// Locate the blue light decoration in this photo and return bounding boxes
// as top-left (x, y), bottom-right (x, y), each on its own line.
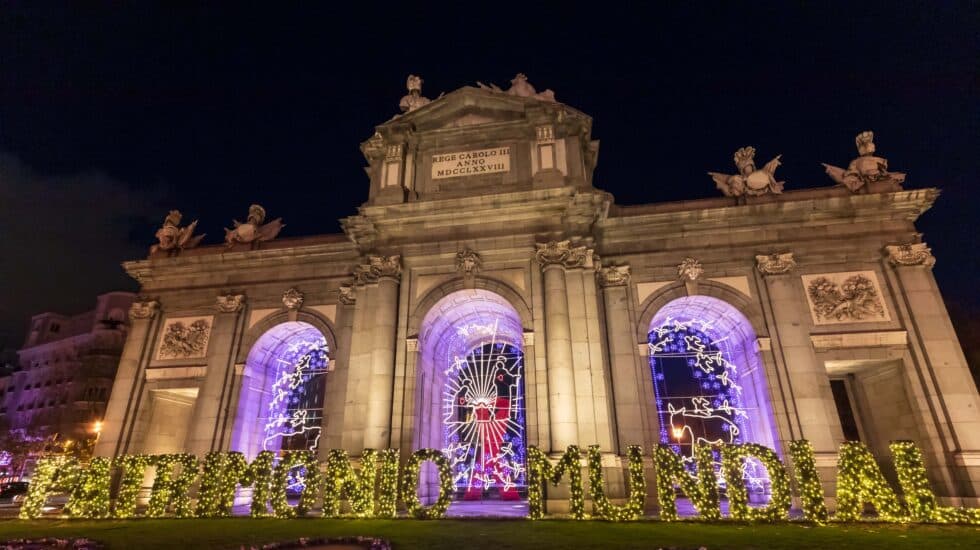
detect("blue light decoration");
top-left (649, 317), bottom-right (766, 492)
top-left (261, 337), bottom-right (329, 454)
top-left (442, 322), bottom-right (526, 500)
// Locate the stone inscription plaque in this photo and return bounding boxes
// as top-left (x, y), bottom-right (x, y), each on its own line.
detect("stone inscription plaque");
top-left (431, 146), bottom-right (511, 179)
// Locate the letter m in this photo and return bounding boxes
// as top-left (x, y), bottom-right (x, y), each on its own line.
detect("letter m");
top-left (527, 445), bottom-right (585, 519)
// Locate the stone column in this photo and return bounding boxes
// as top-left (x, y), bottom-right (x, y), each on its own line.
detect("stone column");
top-left (184, 294), bottom-right (247, 457)
top-left (599, 265), bottom-right (648, 453)
top-left (95, 298), bottom-right (160, 458)
top-left (362, 255), bottom-right (402, 450)
top-left (755, 253), bottom-right (839, 458)
top-left (322, 285), bottom-right (356, 457)
top-left (884, 243), bottom-right (980, 500)
top-left (535, 241), bottom-right (578, 452)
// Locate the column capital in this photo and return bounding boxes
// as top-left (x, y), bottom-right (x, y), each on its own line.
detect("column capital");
top-left (338, 284), bottom-right (356, 305)
top-left (884, 243), bottom-right (936, 268)
top-left (215, 293), bottom-right (246, 313)
top-left (534, 240), bottom-right (595, 270)
top-left (597, 265), bottom-right (631, 287)
top-left (128, 297), bottom-right (160, 321)
top-left (405, 337), bottom-right (419, 352)
top-left (522, 331), bottom-right (535, 347)
top-left (355, 254), bottom-right (402, 283)
top-left (755, 252), bottom-right (797, 276)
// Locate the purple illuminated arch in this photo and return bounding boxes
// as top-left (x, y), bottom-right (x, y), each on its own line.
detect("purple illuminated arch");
top-left (414, 289), bottom-right (527, 501)
top-left (231, 321), bottom-right (329, 460)
top-left (648, 295), bottom-right (778, 489)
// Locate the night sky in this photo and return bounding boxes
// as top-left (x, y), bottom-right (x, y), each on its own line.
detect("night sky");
top-left (0, 3), bottom-right (977, 350)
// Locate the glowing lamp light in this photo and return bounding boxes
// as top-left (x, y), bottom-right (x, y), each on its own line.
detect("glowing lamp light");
top-left (93, 421), bottom-right (103, 434)
top-left (672, 427), bottom-right (685, 440)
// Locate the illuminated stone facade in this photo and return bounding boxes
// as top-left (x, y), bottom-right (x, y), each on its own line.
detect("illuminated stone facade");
top-left (96, 80), bottom-right (980, 509)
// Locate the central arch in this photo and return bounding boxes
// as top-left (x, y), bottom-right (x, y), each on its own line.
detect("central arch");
top-left (414, 288), bottom-right (527, 502)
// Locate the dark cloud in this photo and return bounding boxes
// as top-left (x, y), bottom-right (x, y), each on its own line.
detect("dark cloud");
top-left (0, 153), bottom-right (160, 348)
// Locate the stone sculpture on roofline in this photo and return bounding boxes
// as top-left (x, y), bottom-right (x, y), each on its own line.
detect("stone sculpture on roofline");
top-left (399, 74), bottom-right (432, 113)
top-left (224, 204), bottom-right (284, 249)
top-left (477, 73), bottom-right (556, 102)
top-left (822, 130), bottom-right (906, 193)
top-left (709, 146), bottom-right (785, 204)
top-left (150, 210), bottom-right (205, 256)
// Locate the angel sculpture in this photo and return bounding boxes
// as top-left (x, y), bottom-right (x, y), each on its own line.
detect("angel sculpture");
top-left (709, 146), bottom-right (785, 203)
top-left (822, 131), bottom-right (905, 193)
top-left (150, 210), bottom-right (205, 255)
top-left (224, 204), bottom-right (284, 248)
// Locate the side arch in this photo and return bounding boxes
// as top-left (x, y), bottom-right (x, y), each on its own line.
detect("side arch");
top-left (635, 279), bottom-right (768, 344)
top-left (231, 318), bottom-right (332, 459)
top-left (238, 308), bottom-right (338, 364)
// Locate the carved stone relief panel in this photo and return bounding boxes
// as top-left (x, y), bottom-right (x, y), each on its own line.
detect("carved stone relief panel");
top-left (800, 270), bottom-right (890, 325)
top-left (155, 315), bottom-right (214, 360)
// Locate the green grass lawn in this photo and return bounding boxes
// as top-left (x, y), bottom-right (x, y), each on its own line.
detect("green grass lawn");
top-left (0, 519), bottom-right (977, 549)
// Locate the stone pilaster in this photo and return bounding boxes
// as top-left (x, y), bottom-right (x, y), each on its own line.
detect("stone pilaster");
top-left (321, 284), bottom-right (356, 458)
top-left (341, 271), bottom-right (374, 453)
top-left (754, 253), bottom-right (839, 456)
top-left (598, 265), bottom-right (648, 453)
top-left (535, 241), bottom-right (579, 452)
top-left (185, 294), bottom-right (247, 457)
top-left (95, 298), bottom-right (160, 458)
top-left (362, 255), bottom-right (402, 450)
top-left (564, 250), bottom-right (614, 451)
top-left (883, 244), bottom-right (980, 500)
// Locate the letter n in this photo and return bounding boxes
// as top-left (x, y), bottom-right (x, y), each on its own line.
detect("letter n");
top-left (654, 443), bottom-right (720, 520)
top-left (322, 449), bottom-right (379, 518)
